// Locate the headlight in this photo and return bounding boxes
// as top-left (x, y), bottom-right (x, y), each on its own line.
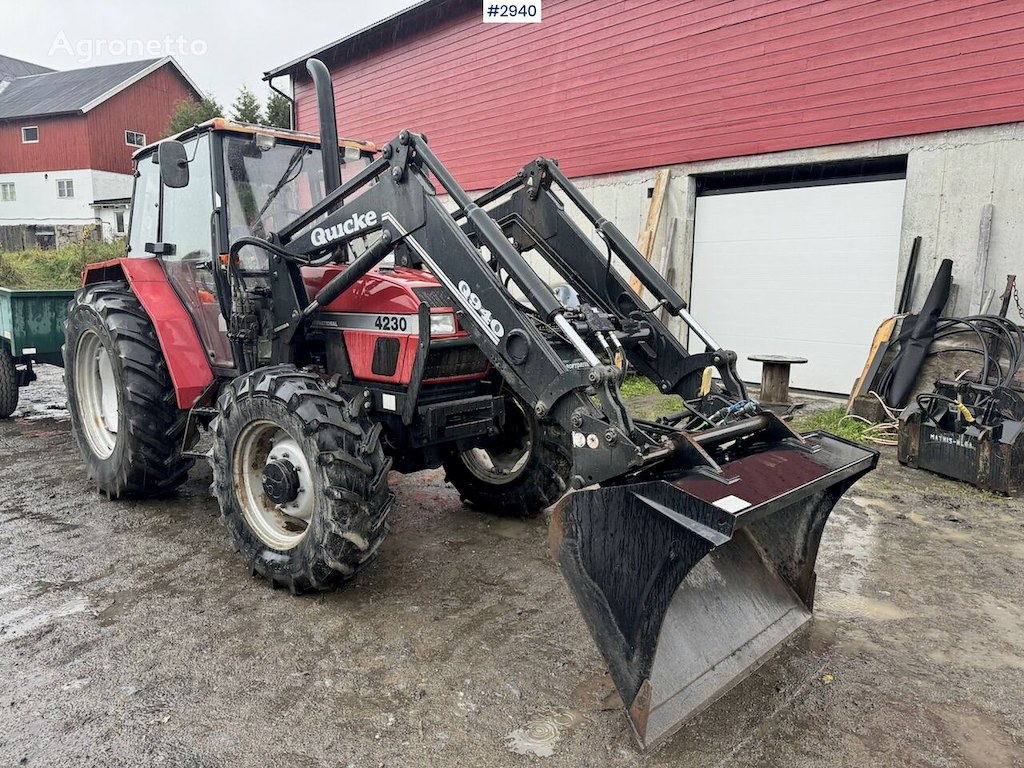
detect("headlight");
top-left (429, 313), bottom-right (456, 335)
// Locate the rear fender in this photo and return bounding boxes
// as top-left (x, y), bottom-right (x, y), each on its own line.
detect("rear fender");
top-left (83, 258), bottom-right (214, 409)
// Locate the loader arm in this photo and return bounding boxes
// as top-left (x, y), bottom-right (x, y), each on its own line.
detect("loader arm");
top-left (461, 157), bottom-right (748, 400)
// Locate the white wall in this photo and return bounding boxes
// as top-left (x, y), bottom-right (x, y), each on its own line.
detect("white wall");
top-left (94, 206), bottom-right (128, 242)
top-left (0, 168), bottom-right (132, 227)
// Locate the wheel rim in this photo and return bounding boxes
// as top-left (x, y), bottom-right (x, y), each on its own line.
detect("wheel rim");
top-left (232, 420), bottom-right (315, 550)
top-left (460, 399), bottom-right (533, 485)
top-left (74, 329), bottom-right (119, 459)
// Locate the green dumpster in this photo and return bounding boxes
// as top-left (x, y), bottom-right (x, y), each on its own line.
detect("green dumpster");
top-left (0, 288), bottom-right (74, 418)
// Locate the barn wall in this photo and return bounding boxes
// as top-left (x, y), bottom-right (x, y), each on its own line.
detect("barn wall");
top-left (86, 64), bottom-right (197, 174)
top-left (293, 0), bottom-right (1024, 190)
top-left (0, 115), bottom-right (91, 173)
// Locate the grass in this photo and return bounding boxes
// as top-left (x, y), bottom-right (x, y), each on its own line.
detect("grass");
top-left (0, 240), bottom-right (125, 290)
top-left (611, 378), bottom-right (882, 444)
top-left (790, 407), bottom-right (871, 442)
top-left (619, 375), bottom-right (659, 398)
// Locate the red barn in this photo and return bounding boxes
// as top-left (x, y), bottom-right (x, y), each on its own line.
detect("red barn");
top-left (0, 54), bottom-right (201, 247)
top-left (266, 0), bottom-right (1024, 393)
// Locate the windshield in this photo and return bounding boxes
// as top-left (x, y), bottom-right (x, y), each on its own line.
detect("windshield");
top-left (223, 135), bottom-right (370, 243)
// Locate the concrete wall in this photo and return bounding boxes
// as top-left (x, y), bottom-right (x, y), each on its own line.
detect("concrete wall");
top-left (552, 122), bottom-right (1024, 336)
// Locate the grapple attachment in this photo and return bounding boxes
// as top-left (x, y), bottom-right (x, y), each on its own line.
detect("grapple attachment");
top-left (551, 429), bottom-right (877, 750)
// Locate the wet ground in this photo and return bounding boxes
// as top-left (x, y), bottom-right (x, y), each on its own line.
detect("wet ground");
top-left (1, 367), bottom-right (1022, 767)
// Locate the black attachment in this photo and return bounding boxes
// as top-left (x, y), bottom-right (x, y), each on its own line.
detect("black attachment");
top-left (898, 379), bottom-right (1024, 494)
top-left (888, 258), bottom-right (953, 407)
top-left (551, 432), bottom-right (878, 749)
top-left (897, 235), bottom-right (921, 314)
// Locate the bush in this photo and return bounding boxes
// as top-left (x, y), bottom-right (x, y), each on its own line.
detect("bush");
top-left (0, 240), bottom-right (125, 289)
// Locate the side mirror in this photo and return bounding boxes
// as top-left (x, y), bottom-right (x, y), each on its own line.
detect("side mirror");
top-left (158, 140), bottom-right (189, 188)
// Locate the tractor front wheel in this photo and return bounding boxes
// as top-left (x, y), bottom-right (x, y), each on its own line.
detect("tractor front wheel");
top-left (64, 281), bottom-right (193, 497)
top-left (211, 366), bottom-right (393, 592)
top-left (442, 395), bottom-right (572, 517)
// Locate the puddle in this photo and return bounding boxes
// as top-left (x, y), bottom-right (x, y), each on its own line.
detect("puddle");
top-left (571, 673), bottom-right (623, 711)
top-left (5, 508), bottom-right (81, 533)
top-left (829, 498), bottom-right (881, 599)
top-left (97, 591), bottom-right (137, 626)
top-left (487, 519), bottom-right (535, 540)
top-left (505, 708), bottom-right (585, 758)
top-left (13, 364), bottom-right (69, 421)
top-left (0, 596), bottom-right (89, 640)
top-left (937, 707), bottom-right (1018, 768)
top-left (817, 593), bottom-right (910, 621)
top-left (847, 495), bottom-right (896, 514)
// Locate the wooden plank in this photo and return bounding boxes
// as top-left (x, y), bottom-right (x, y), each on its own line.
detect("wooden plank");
top-left (972, 203), bottom-right (994, 314)
top-left (846, 314), bottom-right (904, 412)
top-left (630, 170), bottom-right (671, 297)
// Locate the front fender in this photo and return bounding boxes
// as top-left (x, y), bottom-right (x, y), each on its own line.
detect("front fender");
top-left (83, 258), bottom-right (214, 409)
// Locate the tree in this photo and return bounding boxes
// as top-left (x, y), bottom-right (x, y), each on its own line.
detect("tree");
top-left (231, 86), bottom-right (263, 125)
top-left (265, 92), bottom-right (292, 129)
top-left (165, 95), bottom-right (223, 136)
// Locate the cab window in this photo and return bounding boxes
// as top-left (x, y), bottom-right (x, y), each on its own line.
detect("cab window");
top-left (127, 154), bottom-right (160, 256)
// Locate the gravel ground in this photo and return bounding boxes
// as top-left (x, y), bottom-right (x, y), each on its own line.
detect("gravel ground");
top-left (0, 366), bottom-right (1022, 767)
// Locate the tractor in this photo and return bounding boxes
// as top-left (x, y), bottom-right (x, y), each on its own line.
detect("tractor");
top-left (63, 60), bottom-right (877, 749)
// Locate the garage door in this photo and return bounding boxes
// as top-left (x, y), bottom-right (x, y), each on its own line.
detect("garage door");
top-left (689, 179), bottom-right (905, 394)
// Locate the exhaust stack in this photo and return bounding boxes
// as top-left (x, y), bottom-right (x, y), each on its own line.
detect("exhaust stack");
top-left (306, 58), bottom-right (342, 193)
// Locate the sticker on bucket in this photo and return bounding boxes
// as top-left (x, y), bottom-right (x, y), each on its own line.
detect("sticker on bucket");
top-left (712, 494), bottom-right (751, 513)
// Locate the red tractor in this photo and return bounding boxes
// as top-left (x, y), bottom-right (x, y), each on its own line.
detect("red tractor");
top-left (63, 60), bottom-right (876, 748)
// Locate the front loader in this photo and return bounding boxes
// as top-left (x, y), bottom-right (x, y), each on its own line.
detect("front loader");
top-left (63, 59), bottom-right (876, 749)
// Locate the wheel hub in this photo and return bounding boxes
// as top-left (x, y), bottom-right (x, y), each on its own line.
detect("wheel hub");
top-left (232, 423), bottom-right (315, 550)
top-left (262, 458), bottom-right (300, 505)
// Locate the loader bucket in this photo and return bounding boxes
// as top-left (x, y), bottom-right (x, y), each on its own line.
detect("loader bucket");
top-left (551, 431), bottom-right (877, 750)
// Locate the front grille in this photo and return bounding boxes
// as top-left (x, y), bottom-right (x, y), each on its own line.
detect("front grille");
top-left (423, 344), bottom-right (489, 380)
top-left (414, 286), bottom-right (454, 309)
top-left (372, 337), bottom-right (401, 376)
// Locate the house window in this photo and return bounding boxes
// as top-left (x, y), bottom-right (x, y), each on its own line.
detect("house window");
top-left (115, 211), bottom-right (125, 233)
top-left (0, 183), bottom-right (14, 202)
top-left (125, 130), bottom-right (146, 147)
top-left (21, 126), bottom-right (38, 143)
top-left (57, 179), bottom-right (74, 198)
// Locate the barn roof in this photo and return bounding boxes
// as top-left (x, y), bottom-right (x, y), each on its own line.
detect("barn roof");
top-left (0, 56), bottom-right (202, 120)
top-left (0, 54), bottom-right (54, 80)
top-left (264, 0), bottom-right (472, 81)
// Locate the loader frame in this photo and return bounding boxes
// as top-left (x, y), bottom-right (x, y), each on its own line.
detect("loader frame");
top-left (223, 127), bottom-right (754, 489)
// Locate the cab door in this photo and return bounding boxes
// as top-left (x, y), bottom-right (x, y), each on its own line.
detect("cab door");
top-left (155, 133), bottom-right (234, 368)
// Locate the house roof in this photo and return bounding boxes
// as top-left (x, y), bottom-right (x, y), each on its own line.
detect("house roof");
top-left (264, 0), bottom-right (471, 80)
top-left (0, 54), bottom-right (54, 80)
top-left (0, 56), bottom-right (203, 121)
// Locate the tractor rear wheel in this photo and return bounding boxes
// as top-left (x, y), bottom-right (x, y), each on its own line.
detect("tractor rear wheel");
top-left (442, 395), bottom-right (572, 517)
top-left (0, 342), bottom-right (18, 418)
top-left (64, 281), bottom-right (193, 497)
top-left (211, 366), bottom-right (393, 592)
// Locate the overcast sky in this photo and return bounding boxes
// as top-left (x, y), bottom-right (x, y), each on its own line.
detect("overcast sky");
top-left (3, 0), bottom-right (419, 106)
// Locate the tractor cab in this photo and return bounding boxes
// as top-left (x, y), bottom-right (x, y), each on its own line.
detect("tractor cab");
top-left (128, 119), bottom-right (377, 371)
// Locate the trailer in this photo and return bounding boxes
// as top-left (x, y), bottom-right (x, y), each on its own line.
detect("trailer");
top-left (0, 287), bottom-right (73, 418)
